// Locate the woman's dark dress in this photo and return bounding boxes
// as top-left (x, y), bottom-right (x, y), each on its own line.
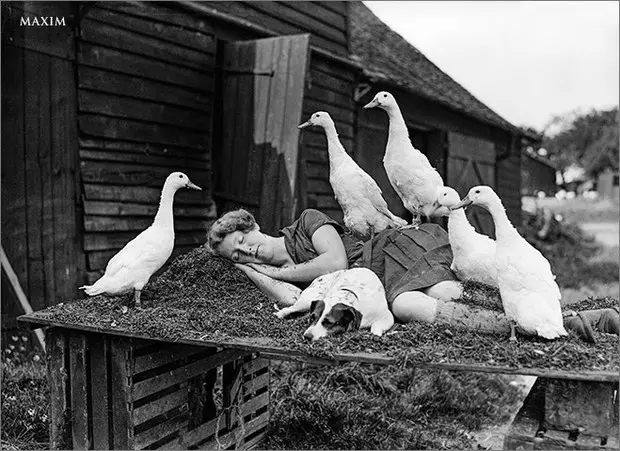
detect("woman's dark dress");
top-left (279, 209), bottom-right (458, 305)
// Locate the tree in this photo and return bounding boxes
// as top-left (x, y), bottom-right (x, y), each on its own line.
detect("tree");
top-left (541, 107), bottom-right (619, 186)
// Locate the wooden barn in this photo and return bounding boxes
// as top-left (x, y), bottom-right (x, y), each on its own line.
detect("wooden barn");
top-left (2, 1), bottom-right (527, 328)
top-left (522, 153), bottom-right (557, 197)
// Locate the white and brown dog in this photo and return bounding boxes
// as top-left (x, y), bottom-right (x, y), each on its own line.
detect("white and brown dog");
top-left (275, 268), bottom-right (394, 341)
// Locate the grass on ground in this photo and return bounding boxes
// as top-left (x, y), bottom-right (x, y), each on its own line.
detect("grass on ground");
top-left (1, 336), bottom-right (48, 451)
top-left (263, 362), bottom-right (523, 450)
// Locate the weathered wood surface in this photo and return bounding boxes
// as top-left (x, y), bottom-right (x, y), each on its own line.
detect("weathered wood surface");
top-left (194, 1), bottom-right (348, 56)
top-left (503, 377), bottom-right (619, 450)
top-left (544, 379), bottom-right (617, 436)
top-left (19, 315), bottom-right (619, 382)
top-left (3, 2), bottom-right (75, 59)
top-left (74, 2), bottom-right (217, 280)
top-left (447, 131), bottom-right (496, 238)
top-left (216, 34), bottom-right (310, 233)
top-left (46, 329), bottom-right (70, 450)
top-left (2, 26), bottom-right (84, 317)
top-left (42, 327), bottom-right (269, 450)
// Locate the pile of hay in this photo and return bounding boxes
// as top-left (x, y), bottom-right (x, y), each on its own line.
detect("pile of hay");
top-left (31, 245), bottom-right (618, 372)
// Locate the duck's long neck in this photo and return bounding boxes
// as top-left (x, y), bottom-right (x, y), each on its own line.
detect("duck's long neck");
top-left (385, 105), bottom-right (409, 157)
top-left (324, 124), bottom-right (351, 168)
top-left (153, 183), bottom-right (177, 229)
top-left (448, 208), bottom-right (477, 252)
top-left (486, 200), bottom-right (519, 242)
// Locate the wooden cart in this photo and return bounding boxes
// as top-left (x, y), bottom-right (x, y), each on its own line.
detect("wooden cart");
top-left (19, 315), bottom-right (619, 450)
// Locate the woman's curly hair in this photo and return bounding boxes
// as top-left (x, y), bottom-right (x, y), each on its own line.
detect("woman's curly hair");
top-left (207, 209), bottom-right (257, 254)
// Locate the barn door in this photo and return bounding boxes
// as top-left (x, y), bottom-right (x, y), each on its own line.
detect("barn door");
top-left (447, 132), bottom-right (496, 237)
top-left (214, 34), bottom-right (310, 234)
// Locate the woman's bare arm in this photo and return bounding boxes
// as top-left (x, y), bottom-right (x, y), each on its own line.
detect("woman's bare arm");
top-left (247, 224), bottom-right (348, 283)
top-left (235, 264), bottom-right (301, 307)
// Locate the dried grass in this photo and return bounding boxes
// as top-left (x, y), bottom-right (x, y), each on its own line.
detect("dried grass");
top-left (31, 245), bottom-right (619, 374)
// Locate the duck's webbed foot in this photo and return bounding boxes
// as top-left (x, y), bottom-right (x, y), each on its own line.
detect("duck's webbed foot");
top-left (399, 214), bottom-right (422, 230)
top-left (509, 323), bottom-right (518, 342)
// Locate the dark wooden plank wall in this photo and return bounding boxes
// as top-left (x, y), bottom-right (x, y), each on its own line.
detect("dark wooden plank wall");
top-left (77, 3), bottom-right (218, 281)
top-left (522, 153), bottom-right (556, 196)
top-left (204, 1), bottom-right (349, 57)
top-left (1, 2), bottom-right (83, 318)
top-left (497, 148), bottom-right (523, 226)
top-left (299, 55), bottom-right (358, 223)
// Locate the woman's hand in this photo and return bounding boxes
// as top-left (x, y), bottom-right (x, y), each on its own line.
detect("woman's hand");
top-left (234, 263), bottom-right (257, 277)
top-left (235, 264), bottom-right (300, 307)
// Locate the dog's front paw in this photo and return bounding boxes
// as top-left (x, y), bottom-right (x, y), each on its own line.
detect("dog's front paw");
top-left (274, 306), bottom-right (290, 319)
top-left (370, 323), bottom-right (388, 336)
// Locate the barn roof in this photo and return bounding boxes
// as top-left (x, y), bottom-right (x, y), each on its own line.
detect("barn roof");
top-left (349, 2), bottom-right (518, 133)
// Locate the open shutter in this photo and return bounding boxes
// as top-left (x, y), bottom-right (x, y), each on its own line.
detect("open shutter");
top-left (447, 132), bottom-right (497, 237)
top-left (215, 34), bottom-right (310, 234)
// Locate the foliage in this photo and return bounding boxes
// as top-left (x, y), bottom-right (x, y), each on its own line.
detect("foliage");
top-left (1, 336), bottom-right (49, 451)
top-left (519, 207), bottom-right (619, 289)
top-left (541, 107), bottom-right (619, 183)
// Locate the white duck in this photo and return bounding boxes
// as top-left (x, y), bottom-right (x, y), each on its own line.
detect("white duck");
top-left (452, 185), bottom-right (567, 340)
top-left (433, 186), bottom-right (498, 287)
top-left (298, 111), bottom-right (406, 241)
top-left (80, 172), bottom-right (202, 307)
top-left (363, 91), bottom-right (448, 226)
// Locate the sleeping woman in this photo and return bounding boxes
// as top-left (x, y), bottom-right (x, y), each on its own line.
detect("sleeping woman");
top-left (206, 208), bottom-right (618, 340)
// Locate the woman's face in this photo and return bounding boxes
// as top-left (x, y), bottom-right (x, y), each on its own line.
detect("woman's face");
top-left (218, 228), bottom-right (273, 264)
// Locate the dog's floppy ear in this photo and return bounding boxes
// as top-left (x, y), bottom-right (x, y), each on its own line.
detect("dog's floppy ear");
top-left (309, 300), bottom-right (325, 325)
top-left (330, 303), bottom-right (363, 331)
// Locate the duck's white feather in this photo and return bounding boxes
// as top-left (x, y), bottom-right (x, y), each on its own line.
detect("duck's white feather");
top-left (496, 240), bottom-right (564, 338)
top-left (80, 172), bottom-right (199, 298)
top-left (82, 227), bottom-right (174, 296)
top-left (309, 112), bottom-right (406, 240)
top-left (370, 93), bottom-right (446, 219)
top-left (384, 153), bottom-right (444, 218)
top-left (447, 208), bottom-right (498, 287)
top-left (465, 186), bottom-right (566, 339)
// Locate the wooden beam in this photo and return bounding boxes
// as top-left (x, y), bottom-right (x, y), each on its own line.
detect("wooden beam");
top-left (16, 315), bottom-right (619, 382)
top-left (1, 246), bottom-right (46, 351)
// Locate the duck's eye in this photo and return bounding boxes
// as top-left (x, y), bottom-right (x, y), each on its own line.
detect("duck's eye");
top-left (383, 94), bottom-right (387, 98)
top-left (475, 190), bottom-right (480, 194)
top-left (178, 174), bottom-right (183, 178)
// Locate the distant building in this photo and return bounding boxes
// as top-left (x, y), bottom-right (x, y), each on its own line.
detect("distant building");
top-left (519, 130), bottom-right (556, 197)
top-left (597, 169), bottom-right (620, 200)
top-left (521, 152), bottom-right (557, 197)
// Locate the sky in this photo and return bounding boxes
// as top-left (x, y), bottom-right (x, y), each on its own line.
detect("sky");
top-left (364, 1), bottom-right (619, 133)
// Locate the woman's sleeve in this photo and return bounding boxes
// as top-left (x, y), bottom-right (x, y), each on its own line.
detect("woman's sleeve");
top-left (299, 209), bottom-right (344, 238)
